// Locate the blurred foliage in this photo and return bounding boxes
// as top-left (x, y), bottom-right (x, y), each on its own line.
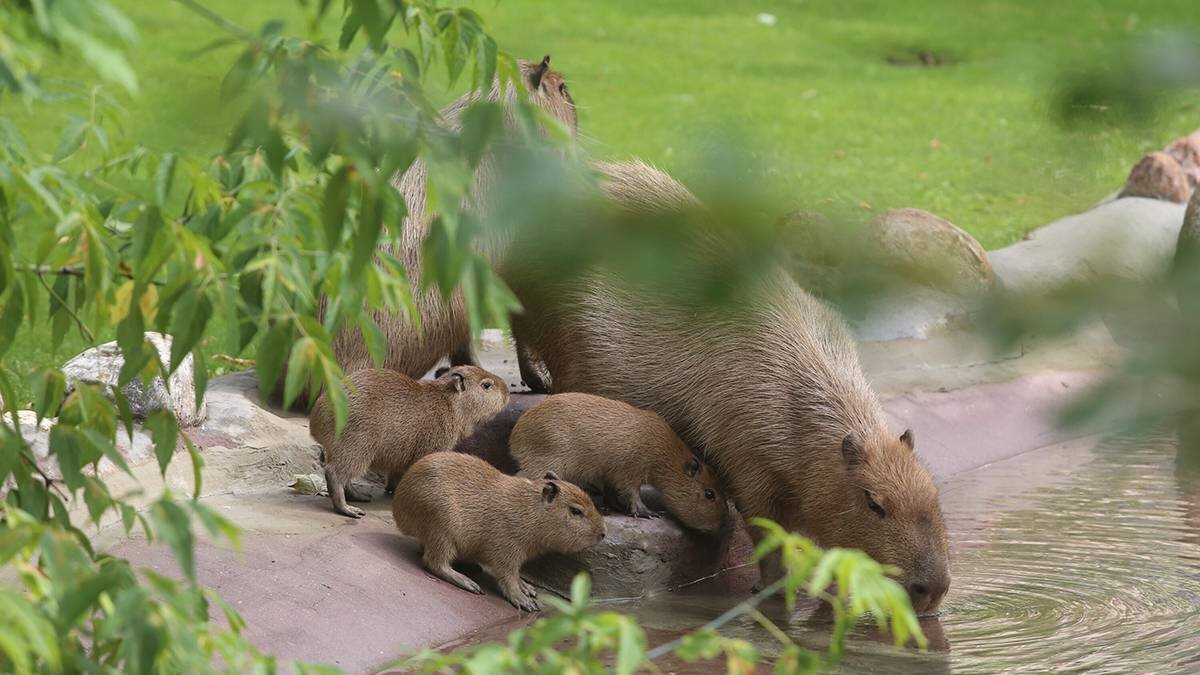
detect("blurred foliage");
top-left (408, 521), bottom-right (923, 674)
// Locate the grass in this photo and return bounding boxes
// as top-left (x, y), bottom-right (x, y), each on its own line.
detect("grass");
top-left (2, 0), bottom-right (1198, 399)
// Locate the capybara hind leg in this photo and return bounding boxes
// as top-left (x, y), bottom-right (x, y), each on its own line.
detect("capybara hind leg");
top-left (516, 341), bottom-right (551, 394)
top-left (344, 482), bottom-right (373, 503)
top-left (423, 539), bottom-right (481, 595)
top-left (492, 562), bottom-right (539, 612)
top-left (326, 468), bottom-right (365, 519)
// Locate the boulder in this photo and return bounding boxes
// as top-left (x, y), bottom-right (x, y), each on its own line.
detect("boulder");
top-left (871, 208), bottom-right (995, 296)
top-left (1165, 131), bottom-right (1200, 190)
top-left (62, 333), bottom-right (205, 427)
top-left (1119, 152), bottom-right (1191, 203)
top-left (990, 197), bottom-right (1187, 295)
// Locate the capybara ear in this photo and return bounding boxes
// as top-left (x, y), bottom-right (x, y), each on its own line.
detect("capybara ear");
top-left (685, 456), bottom-right (701, 477)
top-left (543, 471), bottom-right (560, 481)
top-left (899, 428), bottom-right (915, 450)
top-left (841, 433), bottom-right (865, 467)
top-left (529, 54), bottom-right (551, 89)
top-left (542, 481), bottom-right (559, 503)
top-left (434, 366), bottom-right (450, 379)
top-left (449, 372), bottom-right (465, 392)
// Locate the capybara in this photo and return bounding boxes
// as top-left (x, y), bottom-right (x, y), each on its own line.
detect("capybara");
top-left (290, 57), bottom-right (577, 407)
top-left (392, 452), bottom-right (606, 611)
top-left (509, 392), bottom-right (727, 532)
top-left (309, 365), bottom-right (508, 518)
top-left (505, 160), bottom-right (951, 614)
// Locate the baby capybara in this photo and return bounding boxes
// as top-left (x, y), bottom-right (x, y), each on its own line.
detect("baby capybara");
top-left (392, 452), bottom-right (606, 611)
top-left (309, 365), bottom-right (508, 518)
top-left (509, 393), bottom-right (727, 532)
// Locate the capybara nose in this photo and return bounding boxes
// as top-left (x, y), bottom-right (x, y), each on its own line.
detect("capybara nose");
top-left (908, 573), bottom-right (950, 615)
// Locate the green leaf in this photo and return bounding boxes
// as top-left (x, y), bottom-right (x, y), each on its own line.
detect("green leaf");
top-left (145, 410), bottom-right (180, 475)
top-left (152, 498), bottom-right (196, 580)
top-left (193, 348), bottom-right (208, 415)
top-left (0, 588), bottom-right (61, 675)
top-left (255, 322), bottom-right (292, 399)
top-left (53, 117), bottom-right (90, 162)
top-left (111, 385), bottom-right (136, 445)
top-left (283, 336), bottom-right (318, 408)
top-left (155, 153), bottom-right (177, 205)
top-left (569, 572), bottom-right (591, 610)
top-left (168, 290), bottom-right (212, 375)
top-left (675, 628), bottom-right (722, 662)
top-left (615, 619), bottom-right (645, 675)
top-left (185, 436), bottom-right (204, 499)
top-left (0, 281), bottom-right (25, 357)
top-left (321, 165), bottom-right (352, 249)
top-left (460, 102), bottom-right (501, 168)
top-left (32, 369), bottom-right (66, 425)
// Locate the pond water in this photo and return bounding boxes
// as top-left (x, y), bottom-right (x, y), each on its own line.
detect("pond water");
top-left (608, 434), bottom-right (1200, 673)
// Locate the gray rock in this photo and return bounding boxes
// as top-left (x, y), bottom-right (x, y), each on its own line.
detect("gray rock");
top-left (872, 208), bottom-right (995, 296)
top-left (990, 197), bottom-right (1188, 295)
top-left (62, 332), bottom-right (205, 427)
top-left (0, 411), bottom-right (154, 496)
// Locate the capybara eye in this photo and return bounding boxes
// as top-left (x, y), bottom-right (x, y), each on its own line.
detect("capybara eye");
top-left (482, 380), bottom-right (493, 390)
top-left (864, 490), bottom-right (886, 517)
top-left (704, 489), bottom-right (716, 501)
top-left (569, 506), bottom-right (584, 517)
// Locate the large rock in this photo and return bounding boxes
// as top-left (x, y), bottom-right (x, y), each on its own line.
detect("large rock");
top-left (62, 333), bottom-right (206, 427)
top-left (1119, 152), bottom-right (1191, 203)
top-left (990, 197), bottom-right (1188, 294)
top-left (1166, 131), bottom-right (1200, 190)
top-left (872, 208), bottom-right (995, 296)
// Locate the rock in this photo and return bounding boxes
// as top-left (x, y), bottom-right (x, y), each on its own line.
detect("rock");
top-left (1165, 131), bottom-right (1200, 190)
top-left (524, 512), bottom-right (736, 599)
top-left (62, 333), bottom-right (206, 427)
top-left (990, 197), bottom-right (1187, 295)
top-left (1175, 189), bottom-right (1200, 315)
top-left (872, 208), bottom-right (995, 296)
top-left (1119, 152), bottom-right (1191, 203)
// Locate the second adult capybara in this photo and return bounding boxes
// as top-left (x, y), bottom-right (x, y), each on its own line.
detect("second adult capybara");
top-left (393, 452), bottom-right (606, 611)
top-left (309, 365), bottom-right (508, 518)
top-left (505, 160), bottom-right (951, 614)
top-left (508, 392), bottom-right (727, 532)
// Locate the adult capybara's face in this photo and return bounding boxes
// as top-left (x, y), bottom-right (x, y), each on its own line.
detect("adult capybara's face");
top-left (441, 365), bottom-right (509, 421)
top-left (537, 478), bottom-right (607, 552)
top-left (660, 456), bottom-right (728, 533)
top-left (830, 430), bottom-right (950, 616)
top-left (519, 56), bottom-right (578, 137)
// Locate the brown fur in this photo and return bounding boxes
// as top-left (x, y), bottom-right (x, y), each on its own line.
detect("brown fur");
top-left (285, 57), bottom-right (577, 406)
top-left (393, 451), bottom-right (606, 611)
top-left (309, 365), bottom-right (508, 518)
top-left (509, 393), bottom-right (727, 532)
top-left (1166, 131), bottom-right (1200, 190)
top-left (506, 160), bottom-right (951, 614)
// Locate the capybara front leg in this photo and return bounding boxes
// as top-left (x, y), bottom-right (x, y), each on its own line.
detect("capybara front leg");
top-left (492, 562), bottom-right (539, 612)
top-left (326, 468), bottom-right (365, 519)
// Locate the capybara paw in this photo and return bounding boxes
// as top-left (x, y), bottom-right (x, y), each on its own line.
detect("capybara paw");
top-left (338, 505), bottom-right (366, 519)
top-left (463, 579), bottom-right (483, 595)
top-left (511, 595), bottom-right (540, 612)
top-left (519, 579), bottom-right (538, 598)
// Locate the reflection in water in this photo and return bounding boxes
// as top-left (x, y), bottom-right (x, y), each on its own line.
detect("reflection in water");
top-left (619, 434), bottom-right (1200, 673)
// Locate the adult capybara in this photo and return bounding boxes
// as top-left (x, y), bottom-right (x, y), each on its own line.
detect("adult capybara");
top-left (506, 160), bottom-right (951, 614)
top-left (309, 365), bottom-right (508, 518)
top-left (284, 56), bottom-right (577, 407)
top-left (509, 392), bottom-right (727, 532)
top-left (393, 452), bottom-right (606, 611)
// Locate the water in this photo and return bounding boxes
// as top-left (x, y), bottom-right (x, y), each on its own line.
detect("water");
top-left (612, 434), bottom-right (1200, 673)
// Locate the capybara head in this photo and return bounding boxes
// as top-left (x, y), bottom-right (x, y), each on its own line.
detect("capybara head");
top-left (829, 429), bottom-right (950, 615)
top-left (533, 472), bottom-right (606, 551)
top-left (518, 55), bottom-right (577, 137)
top-left (437, 365), bottom-right (509, 422)
top-left (656, 455), bottom-right (727, 533)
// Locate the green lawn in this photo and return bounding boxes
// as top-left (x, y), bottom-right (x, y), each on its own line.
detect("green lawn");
top-left (3, 0), bottom-right (1198, 398)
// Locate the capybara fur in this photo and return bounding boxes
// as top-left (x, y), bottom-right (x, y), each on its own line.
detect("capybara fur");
top-left (392, 452), bottom-right (606, 611)
top-left (283, 56), bottom-right (577, 407)
top-left (506, 160), bottom-right (951, 614)
top-left (309, 365), bottom-right (508, 518)
top-left (509, 393), bottom-right (727, 532)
